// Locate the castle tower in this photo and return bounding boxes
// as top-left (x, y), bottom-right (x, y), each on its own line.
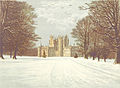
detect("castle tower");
top-left (63, 35), bottom-right (69, 48)
top-left (49, 35), bottom-right (54, 47)
top-left (54, 39), bottom-right (58, 50)
top-left (38, 47), bottom-right (41, 57)
top-left (58, 36), bottom-right (63, 56)
top-left (38, 43), bottom-right (42, 57)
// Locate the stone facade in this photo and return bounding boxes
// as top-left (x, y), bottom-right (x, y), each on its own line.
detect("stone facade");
top-left (38, 35), bottom-right (80, 57)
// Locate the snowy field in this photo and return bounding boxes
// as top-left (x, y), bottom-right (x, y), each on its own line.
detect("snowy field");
top-left (0, 56), bottom-right (120, 88)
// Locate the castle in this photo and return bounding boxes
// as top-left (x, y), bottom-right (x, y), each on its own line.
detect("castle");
top-left (38, 35), bottom-right (80, 57)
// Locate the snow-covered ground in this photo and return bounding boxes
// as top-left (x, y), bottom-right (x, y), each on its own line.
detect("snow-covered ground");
top-left (0, 56), bottom-right (120, 88)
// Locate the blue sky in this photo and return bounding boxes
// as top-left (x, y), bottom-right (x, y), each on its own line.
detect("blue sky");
top-left (18, 0), bottom-right (93, 46)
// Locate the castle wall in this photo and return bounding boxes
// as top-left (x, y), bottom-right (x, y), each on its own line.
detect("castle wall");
top-left (41, 47), bottom-right (49, 57)
top-left (48, 47), bottom-right (56, 57)
top-left (38, 35), bottom-right (81, 57)
top-left (63, 47), bottom-right (71, 57)
top-left (38, 47), bottom-right (41, 57)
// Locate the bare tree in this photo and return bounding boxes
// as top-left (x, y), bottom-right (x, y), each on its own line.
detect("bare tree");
top-left (9, 1), bottom-right (39, 59)
top-left (71, 16), bottom-right (92, 59)
top-left (88, 0), bottom-right (120, 63)
top-left (0, 1), bottom-right (39, 59)
top-left (0, 1), bottom-right (9, 59)
top-left (88, 30), bottom-right (101, 60)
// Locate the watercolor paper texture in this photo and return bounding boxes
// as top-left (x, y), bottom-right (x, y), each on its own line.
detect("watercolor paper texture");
top-left (0, 0), bottom-right (120, 88)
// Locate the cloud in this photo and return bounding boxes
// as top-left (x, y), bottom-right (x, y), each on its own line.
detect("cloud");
top-left (18, 0), bottom-right (93, 45)
top-left (35, 0), bottom-right (89, 31)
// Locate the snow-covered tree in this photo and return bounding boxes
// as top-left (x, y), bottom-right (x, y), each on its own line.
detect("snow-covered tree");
top-left (71, 16), bottom-right (92, 59)
top-left (89, 0), bottom-right (120, 63)
top-left (0, 1), bottom-right (39, 59)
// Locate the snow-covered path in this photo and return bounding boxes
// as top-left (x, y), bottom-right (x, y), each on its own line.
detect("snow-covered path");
top-left (0, 57), bottom-right (120, 88)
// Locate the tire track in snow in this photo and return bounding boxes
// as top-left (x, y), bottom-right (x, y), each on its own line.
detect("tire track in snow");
top-left (50, 59), bottom-right (86, 88)
top-left (50, 59), bottom-right (66, 87)
top-left (66, 59), bottom-right (109, 86)
top-left (50, 60), bottom-right (57, 86)
top-left (62, 59), bottom-right (88, 88)
top-left (70, 59), bottom-right (120, 80)
top-left (47, 58), bottom-right (120, 88)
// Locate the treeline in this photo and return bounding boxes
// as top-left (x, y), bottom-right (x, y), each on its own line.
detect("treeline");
top-left (21, 48), bottom-right (38, 56)
top-left (71, 0), bottom-right (120, 64)
top-left (0, 1), bottom-right (39, 59)
top-left (4, 48), bottom-right (38, 56)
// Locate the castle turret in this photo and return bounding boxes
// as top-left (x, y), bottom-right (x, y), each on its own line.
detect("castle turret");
top-left (54, 39), bottom-right (58, 50)
top-left (38, 46), bottom-right (42, 57)
top-left (58, 36), bottom-right (63, 56)
top-left (49, 35), bottom-right (54, 47)
top-left (63, 35), bottom-right (69, 48)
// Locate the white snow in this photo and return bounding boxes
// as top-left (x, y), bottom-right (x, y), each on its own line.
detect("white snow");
top-left (0, 56), bottom-right (120, 88)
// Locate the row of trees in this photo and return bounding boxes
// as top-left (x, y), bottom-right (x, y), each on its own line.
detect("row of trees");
top-left (71, 0), bottom-right (120, 64)
top-left (0, 1), bottom-right (39, 59)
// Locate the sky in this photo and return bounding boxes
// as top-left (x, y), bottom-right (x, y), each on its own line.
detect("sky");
top-left (18, 0), bottom-right (93, 46)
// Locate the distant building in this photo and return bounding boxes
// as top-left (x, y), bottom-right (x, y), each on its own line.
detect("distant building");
top-left (38, 35), bottom-right (80, 57)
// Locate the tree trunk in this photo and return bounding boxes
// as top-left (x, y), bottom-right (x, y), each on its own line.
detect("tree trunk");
top-left (103, 55), bottom-right (107, 62)
top-left (13, 50), bottom-right (17, 59)
top-left (104, 58), bottom-right (106, 62)
top-left (93, 41), bottom-right (96, 60)
top-left (115, 47), bottom-right (120, 64)
top-left (0, 37), bottom-right (4, 59)
top-left (0, 45), bottom-right (4, 59)
top-left (13, 45), bottom-right (18, 59)
top-left (98, 56), bottom-right (100, 61)
top-left (93, 55), bottom-right (95, 60)
top-left (10, 50), bottom-right (12, 58)
top-left (85, 54), bottom-right (88, 59)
